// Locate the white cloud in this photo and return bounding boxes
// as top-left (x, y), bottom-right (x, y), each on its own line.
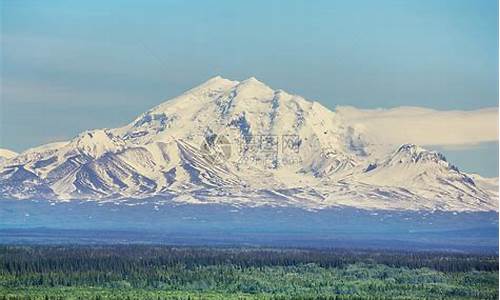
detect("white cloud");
top-left (336, 106), bottom-right (498, 147)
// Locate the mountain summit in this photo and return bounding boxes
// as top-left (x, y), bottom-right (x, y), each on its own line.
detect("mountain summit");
top-left (0, 77), bottom-right (497, 211)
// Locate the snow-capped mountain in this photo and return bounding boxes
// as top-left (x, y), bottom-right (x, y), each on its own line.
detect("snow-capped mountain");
top-left (0, 77), bottom-right (497, 211)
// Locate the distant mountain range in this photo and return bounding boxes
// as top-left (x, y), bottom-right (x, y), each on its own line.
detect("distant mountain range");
top-left (0, 76), bottom-right (497, 211)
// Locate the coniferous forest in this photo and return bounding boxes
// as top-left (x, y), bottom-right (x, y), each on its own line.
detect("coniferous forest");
top-left (0, 245), bottom-right (497, 300)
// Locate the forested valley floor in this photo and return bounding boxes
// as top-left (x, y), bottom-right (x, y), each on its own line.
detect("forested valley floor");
top-left (0, 245), bottom-right (497, 300)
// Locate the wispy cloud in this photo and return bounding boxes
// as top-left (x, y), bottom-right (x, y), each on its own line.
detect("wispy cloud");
top-left (337, 106), bottom-right (498, 147)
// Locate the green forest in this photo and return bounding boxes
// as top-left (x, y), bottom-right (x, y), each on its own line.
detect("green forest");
top-left (0, 245), bottom-right (497, 300)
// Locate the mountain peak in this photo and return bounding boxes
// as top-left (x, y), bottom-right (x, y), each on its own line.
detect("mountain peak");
top-left (389, 143), bottom-right (448, 166)
top-left (238, 77), bottom-right (269, 87)
top-left (232, 77), bottom-right (273, 97)
top-left (242, 76), bottom-right (261, 83)
top-left (189, 76), bottom-right (238, 93)
top-left (396, 144), bottom-right (426, 154)
top-left (69, 129), bottom-right (125, 158)
top-left (130, 76), bottom-right (239, 123)
top-left (205, 75), bottom-right (232, 84)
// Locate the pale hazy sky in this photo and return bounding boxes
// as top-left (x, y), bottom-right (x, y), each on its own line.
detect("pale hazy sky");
top-left (0, 0), bottom-right (498, 176)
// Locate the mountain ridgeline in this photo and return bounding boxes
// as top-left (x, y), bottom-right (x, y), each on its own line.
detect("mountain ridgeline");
top-left (0, 77), bottom-right (497, 212)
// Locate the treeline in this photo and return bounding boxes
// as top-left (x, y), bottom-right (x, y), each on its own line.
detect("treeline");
top-left (0, 246), bottom-right (498, 300)
top-left (0, 294), bottom-right (407, 300)
top-left (0, 245), bottom-right (497, 275)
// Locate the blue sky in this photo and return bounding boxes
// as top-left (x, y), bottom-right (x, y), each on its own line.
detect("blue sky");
top-left (0, 0), bottom-right (498, 176)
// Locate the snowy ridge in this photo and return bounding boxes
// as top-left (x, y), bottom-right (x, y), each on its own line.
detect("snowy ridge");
top-left (0, 149), bottom-right (18, 165)
top-left (0, 77), bottom-right (497, 212)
